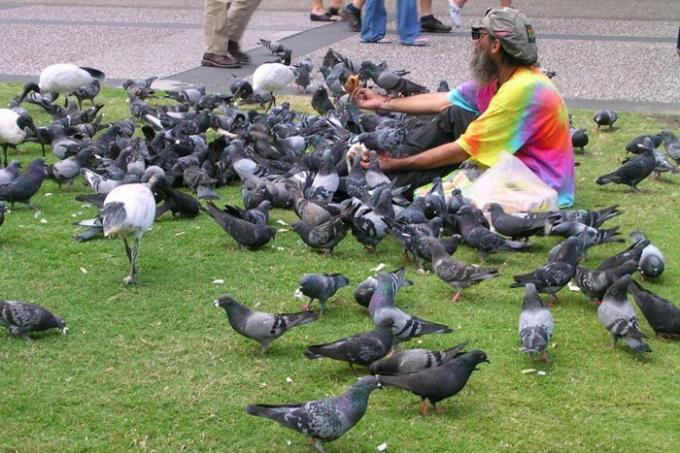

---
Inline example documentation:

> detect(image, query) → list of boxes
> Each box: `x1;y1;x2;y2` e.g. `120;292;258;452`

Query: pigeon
221;200;271;226
304;318;395;368
376;70;429;97
596;148;656;192
456;205;530;260
0;300;68;338
548;205;621;228
396;196;428;224
427;237;499;303
0;158;46;210
102;179;158;285
368;341;468;375
377;350;489;415
214;295;319;352
487;203;548;241
308;150;339;203
246;376;381;452
46;147;93;190
628;280;680;338
201;201;276;250
354;268;412;308
630;231;664;279
574;260;639;303
153;176;201;219
73;79;101;108
292;215;350;254
571;128;589;151
597;274;651;353
625;134;663;154
311;86;335;115
593;110;617;130
596;236;650;271
81;168;123;194
368;272;453;341
437;80;450;92
298;273;350;314
518;283;554;362
0;161;21;185
511;236;581;300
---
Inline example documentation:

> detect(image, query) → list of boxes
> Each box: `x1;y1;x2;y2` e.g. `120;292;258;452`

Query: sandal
401;36;431;46
310;12;335;22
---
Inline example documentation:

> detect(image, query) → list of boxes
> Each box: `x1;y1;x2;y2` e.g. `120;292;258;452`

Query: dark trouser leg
388;105;478;196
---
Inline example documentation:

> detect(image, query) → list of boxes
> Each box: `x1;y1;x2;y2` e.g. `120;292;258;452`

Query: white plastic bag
461;152;558;213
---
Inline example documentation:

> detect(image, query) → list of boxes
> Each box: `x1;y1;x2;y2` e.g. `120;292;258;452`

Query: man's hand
352;88;388;111
360;150;407;173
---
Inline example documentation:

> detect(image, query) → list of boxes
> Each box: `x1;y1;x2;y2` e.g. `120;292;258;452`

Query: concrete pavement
1;0;679;112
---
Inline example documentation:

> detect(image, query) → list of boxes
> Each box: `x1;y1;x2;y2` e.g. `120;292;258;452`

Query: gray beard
470;48;499;85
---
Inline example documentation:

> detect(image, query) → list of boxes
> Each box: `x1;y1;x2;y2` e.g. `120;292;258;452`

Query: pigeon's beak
61;327;69;335
213;299;219;307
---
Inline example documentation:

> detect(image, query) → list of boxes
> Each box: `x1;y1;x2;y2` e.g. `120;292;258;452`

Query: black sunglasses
471;28;491;40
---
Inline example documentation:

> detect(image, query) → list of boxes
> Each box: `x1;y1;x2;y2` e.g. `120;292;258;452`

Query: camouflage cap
475;7;538;65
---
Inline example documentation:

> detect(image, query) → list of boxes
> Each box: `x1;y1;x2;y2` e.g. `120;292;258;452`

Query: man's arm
352;89;452;115
377;141;470;173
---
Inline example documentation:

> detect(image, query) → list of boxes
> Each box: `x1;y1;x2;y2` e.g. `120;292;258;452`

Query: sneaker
339;5;361;32
420;16;452;33
448;1;463;27
201;52;241;69
227;40;250;64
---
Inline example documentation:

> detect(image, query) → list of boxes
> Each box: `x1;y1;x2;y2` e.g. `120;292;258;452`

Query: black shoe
420;16;452;33
339;6;361;32
227;40;250;64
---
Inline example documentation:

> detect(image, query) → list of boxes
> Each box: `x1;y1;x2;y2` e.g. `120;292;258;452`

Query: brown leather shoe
227;41;250;64
201;52;241;69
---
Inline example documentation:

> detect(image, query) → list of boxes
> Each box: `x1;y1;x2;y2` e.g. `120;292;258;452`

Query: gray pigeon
597;275;651;353
596;148;656;192
487;202;548;241
518;283;554;362
377;350;489;415
0;158;46;210
571;128;589;151
628;280;680;338
214;295;319;352
369;341;468;375
298;273;350;314
354;267;412;308
574;259;638;302
427;237;499;303
246;376;381;453
0;161;21;185
630;231;664;279
304;318;395;368
292;215;350;254
0;300;68;338
368;272;453;341
376;70;429;97
201;201;276;250
593;110;617;130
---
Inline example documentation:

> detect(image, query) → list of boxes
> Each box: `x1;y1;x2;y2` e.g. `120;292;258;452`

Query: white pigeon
102;178;157;285
18;63;105;104
252;63;295;93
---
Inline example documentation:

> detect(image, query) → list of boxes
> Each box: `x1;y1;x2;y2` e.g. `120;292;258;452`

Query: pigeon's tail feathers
197;185;219;200
596;173;620;185
596;205;622;225
625;336;652;353
303;347;325;360
246;403;301;421
414;317;453;335
101;201;127;236
497;240;531;251
80;67;106;79
375;374;413;392
282;310;319;328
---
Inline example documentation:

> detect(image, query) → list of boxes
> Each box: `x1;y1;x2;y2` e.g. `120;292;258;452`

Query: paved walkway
1;0;679;112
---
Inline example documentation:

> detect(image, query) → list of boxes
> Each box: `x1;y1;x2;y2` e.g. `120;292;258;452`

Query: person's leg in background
398;0;429;45
449;0;512;28
360;0;388;43
419;0;452;33
202;0;241;68
226;0;262;64
339;0;364;32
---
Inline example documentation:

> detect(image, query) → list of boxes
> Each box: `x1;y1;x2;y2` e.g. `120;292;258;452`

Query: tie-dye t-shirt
448;66;575;207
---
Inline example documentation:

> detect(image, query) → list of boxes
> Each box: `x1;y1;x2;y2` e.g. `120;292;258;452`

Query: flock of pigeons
1;47;680;451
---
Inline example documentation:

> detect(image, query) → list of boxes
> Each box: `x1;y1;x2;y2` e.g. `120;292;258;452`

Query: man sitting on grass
352;7;575;208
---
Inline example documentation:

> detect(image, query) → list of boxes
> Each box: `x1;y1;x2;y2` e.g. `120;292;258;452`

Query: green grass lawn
1;83;679;452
